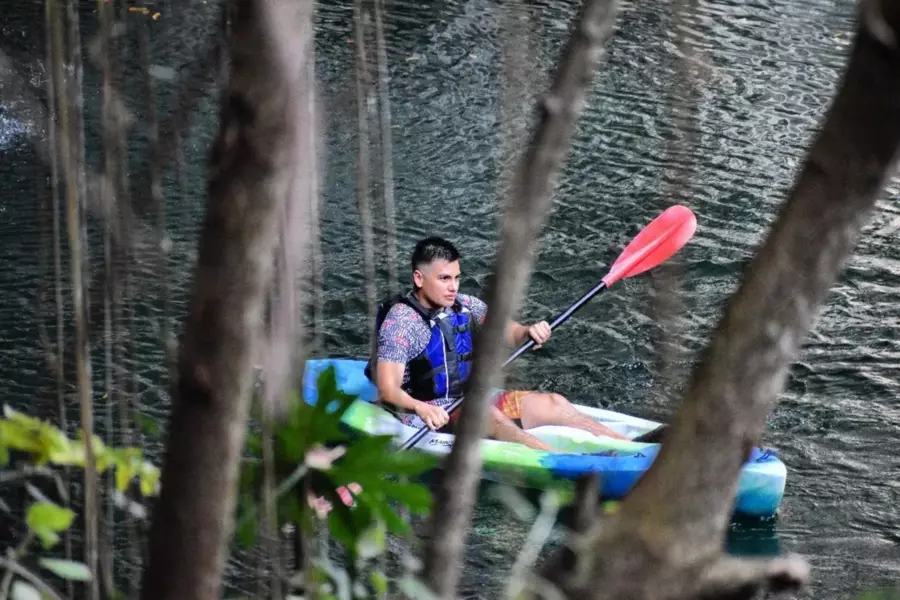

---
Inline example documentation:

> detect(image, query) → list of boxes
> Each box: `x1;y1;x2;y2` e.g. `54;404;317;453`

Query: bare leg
519;392;629;440
486;406;560;451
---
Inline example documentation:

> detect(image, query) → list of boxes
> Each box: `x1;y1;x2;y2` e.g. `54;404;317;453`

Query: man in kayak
366;236;630;452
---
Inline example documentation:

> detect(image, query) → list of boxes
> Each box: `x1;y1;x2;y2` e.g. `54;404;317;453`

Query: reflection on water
2;0;899;597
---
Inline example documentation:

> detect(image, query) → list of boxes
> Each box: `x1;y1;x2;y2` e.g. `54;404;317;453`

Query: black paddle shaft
399;280;610;451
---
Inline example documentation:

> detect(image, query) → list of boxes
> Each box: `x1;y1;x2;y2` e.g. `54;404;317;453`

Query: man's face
414;259;461;308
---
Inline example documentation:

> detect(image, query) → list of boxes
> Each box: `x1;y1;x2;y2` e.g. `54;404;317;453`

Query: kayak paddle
399;204;698;451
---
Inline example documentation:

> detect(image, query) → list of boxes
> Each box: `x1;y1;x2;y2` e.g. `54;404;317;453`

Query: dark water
3;0;900;598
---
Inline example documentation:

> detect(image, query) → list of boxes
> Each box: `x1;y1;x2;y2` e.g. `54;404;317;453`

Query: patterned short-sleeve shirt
377;293;487;367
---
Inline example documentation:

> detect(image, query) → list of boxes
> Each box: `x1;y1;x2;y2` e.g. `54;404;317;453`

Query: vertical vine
52;0;98;595
96;0;118;594
353;0;378;367
43;1;73;594
373;0;398;294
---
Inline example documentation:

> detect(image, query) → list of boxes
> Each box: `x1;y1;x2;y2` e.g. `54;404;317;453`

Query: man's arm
375;360;422;412
505;320;552;348
375;360;450;430
461;294;551;349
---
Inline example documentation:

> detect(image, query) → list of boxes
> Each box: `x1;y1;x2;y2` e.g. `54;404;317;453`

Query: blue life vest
365;290;477;402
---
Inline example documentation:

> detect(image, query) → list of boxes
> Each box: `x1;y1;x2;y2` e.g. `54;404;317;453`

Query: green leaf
27;501;74;530
276;419;307;464
380;451;438;477
235;492;259;549
38;558;93;581
601;500;620;514
134;413;161;438
338;434;394;466
370;570;388;596
0;420;43;455
0;406;74;466
4;404;39;424
328;436;395;486
326;500;363;551
355;520;386;560
33;529;60;548
110;448;139;493
381;481;432;515
378;503;412;537
245;430;262;457
10;581;41;600
308;367;357;439
139;463;161;496
314;367;340;411
27;501;75;548
236;514;258;549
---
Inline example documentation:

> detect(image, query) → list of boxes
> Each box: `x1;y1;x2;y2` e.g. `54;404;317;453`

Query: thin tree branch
353;0;378;364
42;3;72;594
138;12;170;392
50;1;99;597
421;1;620;596
307;49;325;356
97;1;118;597
692;554;808;600
373;0;398;294
0;559;65;600
261;403;282;598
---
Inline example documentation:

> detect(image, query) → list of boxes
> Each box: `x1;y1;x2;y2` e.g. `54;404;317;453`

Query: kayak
301;358;787;518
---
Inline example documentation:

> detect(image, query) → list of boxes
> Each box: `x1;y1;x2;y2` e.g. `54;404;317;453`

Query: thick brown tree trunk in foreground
139;1;314;598
421;1;620;597
537;1;900;598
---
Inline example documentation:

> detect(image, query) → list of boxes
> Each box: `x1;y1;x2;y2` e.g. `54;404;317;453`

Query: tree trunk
421;1;620;597
139;1;315;598
537;1;900;597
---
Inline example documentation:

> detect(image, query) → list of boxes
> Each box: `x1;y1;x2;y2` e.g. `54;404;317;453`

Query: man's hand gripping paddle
399;204;698;452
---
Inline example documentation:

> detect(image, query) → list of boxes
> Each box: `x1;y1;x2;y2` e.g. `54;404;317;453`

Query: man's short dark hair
411;236;460;272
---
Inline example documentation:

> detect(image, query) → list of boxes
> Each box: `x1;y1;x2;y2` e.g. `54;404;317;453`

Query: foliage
237;365;438;595
25;502;74;549
0;405;160;497
0;404;163;595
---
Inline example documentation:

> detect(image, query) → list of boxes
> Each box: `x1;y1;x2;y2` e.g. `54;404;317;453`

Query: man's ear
413;269;424;288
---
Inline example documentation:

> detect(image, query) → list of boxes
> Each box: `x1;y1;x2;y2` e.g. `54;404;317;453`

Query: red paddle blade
602;205;697;287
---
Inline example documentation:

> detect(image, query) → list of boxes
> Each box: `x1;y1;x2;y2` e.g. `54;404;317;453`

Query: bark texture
139;1;314;598
421;1;620;596
537;1;900;597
